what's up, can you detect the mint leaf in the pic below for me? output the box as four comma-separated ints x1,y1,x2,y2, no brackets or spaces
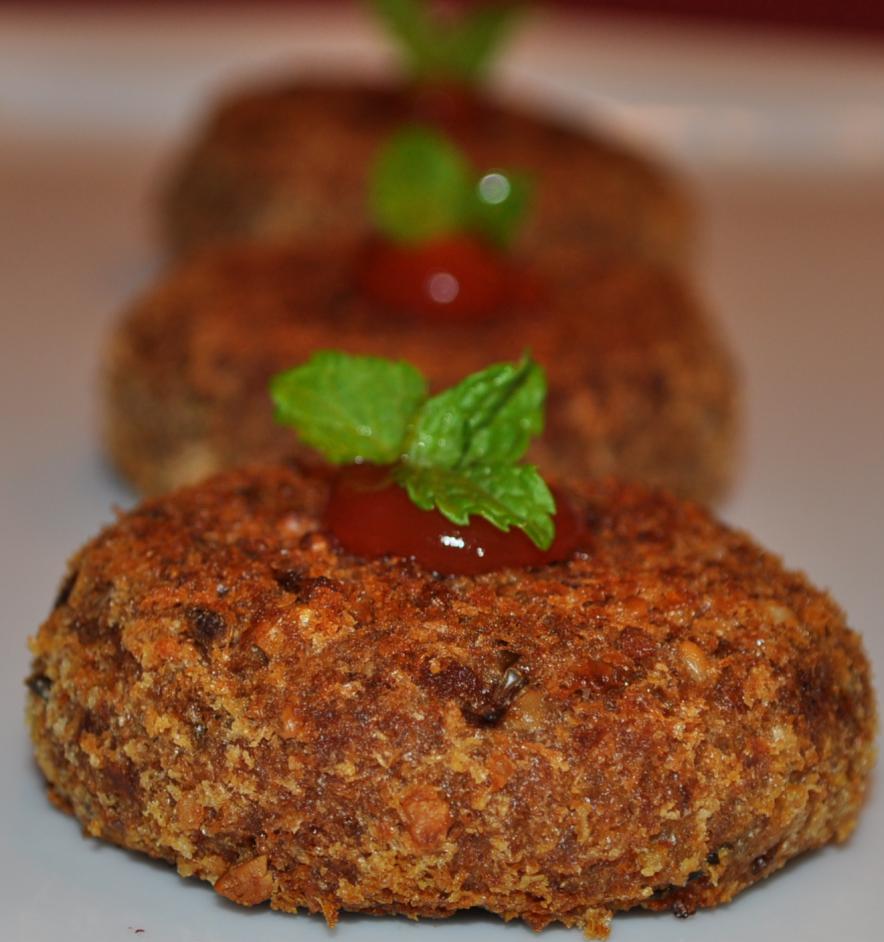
371,0,435,77
370,127,472,243
405,355,545,469
469,170,532,247
372,0,520,82
270,351,427,464
397,462,555,550
438,3,522,81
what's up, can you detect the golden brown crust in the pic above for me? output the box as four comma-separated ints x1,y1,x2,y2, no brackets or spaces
162,80,692,265
27,465,876,936
103,241,737,501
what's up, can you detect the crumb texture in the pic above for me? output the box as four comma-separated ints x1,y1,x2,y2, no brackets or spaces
27,467,875,936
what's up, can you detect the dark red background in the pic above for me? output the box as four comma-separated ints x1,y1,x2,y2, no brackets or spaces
10,1,884,39
563,1,884,36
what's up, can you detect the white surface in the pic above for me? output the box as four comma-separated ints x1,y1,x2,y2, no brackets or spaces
1,5,882,942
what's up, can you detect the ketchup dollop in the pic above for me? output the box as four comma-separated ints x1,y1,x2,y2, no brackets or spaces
356,236,541,323
325,465,582,575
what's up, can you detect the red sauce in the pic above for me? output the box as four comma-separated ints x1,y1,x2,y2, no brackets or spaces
356,235,541,323
325,465,583,575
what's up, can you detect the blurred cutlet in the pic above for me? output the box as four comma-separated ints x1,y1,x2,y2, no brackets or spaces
103,241,737,500
163,82,692,265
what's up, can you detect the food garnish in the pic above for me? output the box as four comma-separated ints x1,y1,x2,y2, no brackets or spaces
361,126,534,321
372,0,522,84
271,351,559,553
370,125,530,247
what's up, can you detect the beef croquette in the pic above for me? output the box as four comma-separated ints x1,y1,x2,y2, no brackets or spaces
162,81,692,266
27,464,875,937
103,242,737,501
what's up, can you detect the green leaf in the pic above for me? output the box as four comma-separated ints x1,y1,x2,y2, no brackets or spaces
397,462,555,550
371,0,435,76
469,170,532,247
440,3,522,81
405,354,545,469
371,0,521,82
269,351,427,465
369,126,472,243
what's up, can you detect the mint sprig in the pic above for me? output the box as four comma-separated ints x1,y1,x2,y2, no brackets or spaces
372,0,521,83
370,126,532,246
270,351,555,550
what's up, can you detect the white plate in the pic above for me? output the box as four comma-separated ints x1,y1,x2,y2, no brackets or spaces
1,6,881,942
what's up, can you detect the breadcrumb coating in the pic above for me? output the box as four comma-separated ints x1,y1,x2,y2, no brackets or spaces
27,465,875,936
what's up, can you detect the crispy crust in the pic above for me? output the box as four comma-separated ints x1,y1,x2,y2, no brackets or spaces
162,80,692,265
103,241,737,501
27,465,876,936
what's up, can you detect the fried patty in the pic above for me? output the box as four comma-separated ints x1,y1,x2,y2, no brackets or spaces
27,464,875,937
103,241,737,501
162,81,692,265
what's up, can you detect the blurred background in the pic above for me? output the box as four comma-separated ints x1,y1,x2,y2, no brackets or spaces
2,3,883,942
3,4,882,571
4,1,882,171
2,0,882,594
8,0,884,35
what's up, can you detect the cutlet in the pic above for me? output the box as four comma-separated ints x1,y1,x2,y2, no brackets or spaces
27,464,875,937
103,242,737,500
163,82,691,265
